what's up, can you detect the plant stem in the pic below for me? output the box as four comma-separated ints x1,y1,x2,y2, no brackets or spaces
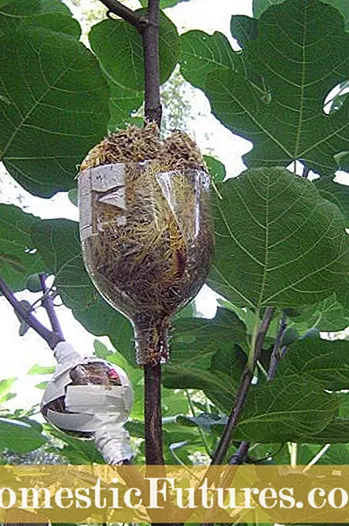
39,274,65,340
229,440,250,465
144,363,164,464
142,0,162,127
0,274,63,350
267,312,287,381
211,307,275,465
99,0,148,30
185,389,212,458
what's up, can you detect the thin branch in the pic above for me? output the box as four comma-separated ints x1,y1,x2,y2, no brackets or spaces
229,441,250,465
99,0,148,31
39,274,64,340
142,0,162,127
211,307,275,465
0,274,63,350
267,312,287,381
185,389,212,458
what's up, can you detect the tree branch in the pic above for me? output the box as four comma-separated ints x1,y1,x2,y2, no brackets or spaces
144,363,164,465
211,307,275,465
0,274,63,350
100,0,148,31
141,0,163,469
142,0,162,127
38,274,64,340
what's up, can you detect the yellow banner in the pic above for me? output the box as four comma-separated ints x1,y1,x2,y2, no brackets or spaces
1,464,349,523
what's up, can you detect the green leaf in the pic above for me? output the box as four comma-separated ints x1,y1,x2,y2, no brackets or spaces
180,30,239,91
163,365,235,413
108,81,143,130
27,364,55,375
205,0,349,175
0,205,43,290
0,378,16,404
40,0,72,15
316,179,349,229
35,381,48,390
20,13,81,39
203,155,226,182
31,219,135,363
0,417,46,453
253,0,349,31
0,0,41,33
230,15,258,47
288,294,349,332
171,307,247,367
89,11,179,91
0,26,109,197
208,168,349,309
235,380,338,442
277,339,349,391
304,417,349,443
47,427,104,464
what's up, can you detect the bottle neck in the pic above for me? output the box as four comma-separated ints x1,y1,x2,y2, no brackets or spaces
133,314,169,365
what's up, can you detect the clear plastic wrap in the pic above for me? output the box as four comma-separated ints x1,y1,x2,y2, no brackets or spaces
78,161,213,364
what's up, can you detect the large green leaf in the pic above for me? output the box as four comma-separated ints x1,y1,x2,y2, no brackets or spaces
108,81,143,131
303,417,349,443
171,307,247,367
253,0,349,30
0,205,44,290
288,294,349,332
162,364,235,412
40,0,72,15
316,179,349,228
89,11,179,92
0,417,46,453
230,15,258,48
0,0,41,33
0,25,109,197
208,168,349,309
20,13,81,39
186,0,349,175
207,380,338,443
277,339,349,391
0,0,78,37
236,380,338,442
180,30,239,90
31,219,135,363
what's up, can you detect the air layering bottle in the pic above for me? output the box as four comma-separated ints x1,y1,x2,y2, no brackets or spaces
78,125,214,365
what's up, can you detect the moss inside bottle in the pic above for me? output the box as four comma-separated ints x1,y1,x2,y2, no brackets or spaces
78,125,214,365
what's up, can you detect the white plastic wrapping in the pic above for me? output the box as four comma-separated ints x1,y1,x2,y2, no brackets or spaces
41,341,134,464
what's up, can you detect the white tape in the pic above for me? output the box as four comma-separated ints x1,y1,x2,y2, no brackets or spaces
42,343,134,464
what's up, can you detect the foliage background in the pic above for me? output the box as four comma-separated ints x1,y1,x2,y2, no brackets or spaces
2,0,349,485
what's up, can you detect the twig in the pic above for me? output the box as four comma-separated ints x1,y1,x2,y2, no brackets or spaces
39,274,64,340
99,0,148,31
225,311,287,466
267,312,287,381
229,440,250,465
211,307,275,465
185,389,212,458
142,0,162,127
0,274,63,350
